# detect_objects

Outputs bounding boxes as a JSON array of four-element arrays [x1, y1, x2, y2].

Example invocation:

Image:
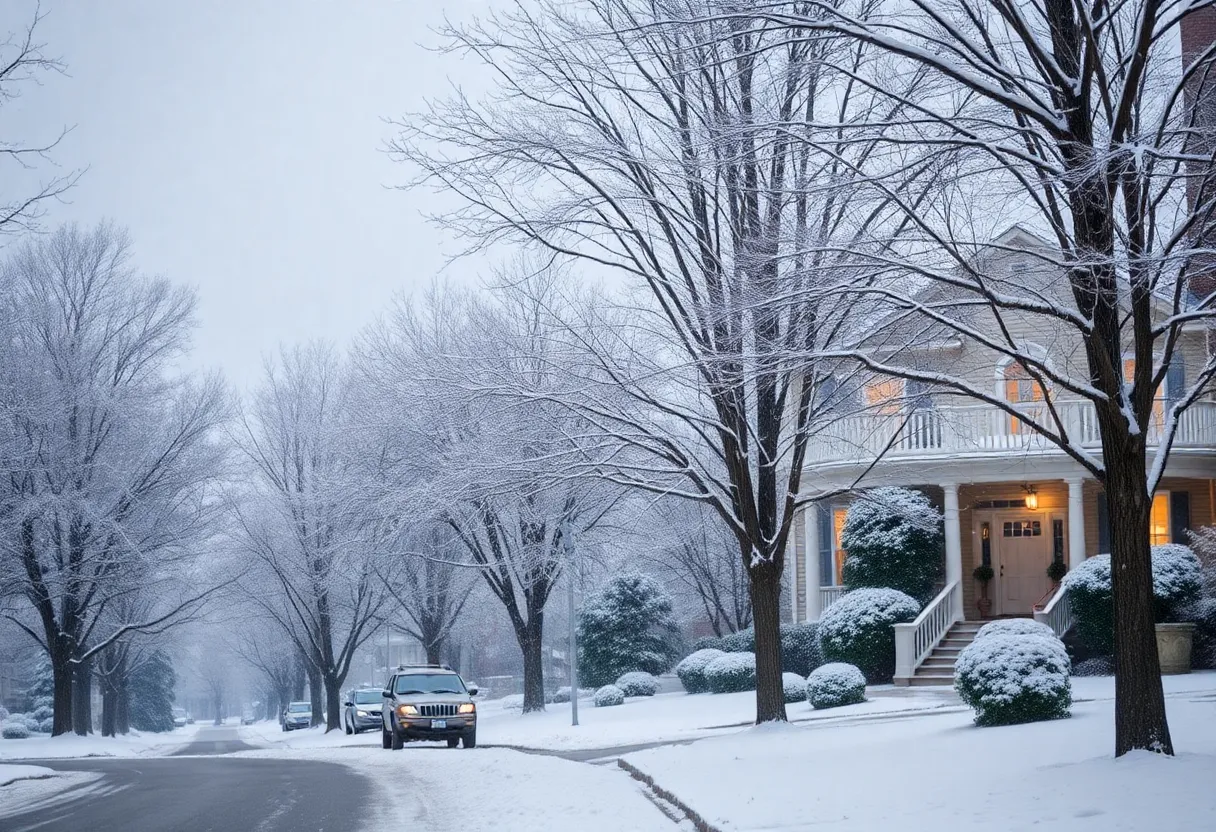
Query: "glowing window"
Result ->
[[1150, 493, 1171, 546], [864, 378, 904, 415], [832, 508, 849, 584]]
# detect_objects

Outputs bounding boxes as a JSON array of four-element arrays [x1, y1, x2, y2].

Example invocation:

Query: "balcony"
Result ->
[[807, 399, 1216, 465]]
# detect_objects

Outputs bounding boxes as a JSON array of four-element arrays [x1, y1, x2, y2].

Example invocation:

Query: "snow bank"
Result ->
[[624, 673, 1216, 831], [0, 724, 200, 761], [0, 764, 54, 787]]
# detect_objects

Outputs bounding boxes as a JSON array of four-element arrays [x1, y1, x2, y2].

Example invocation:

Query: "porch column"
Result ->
[[943, 483, 964, 621], [1067, 477, 1087, 568], [804, 506, 822, 621]]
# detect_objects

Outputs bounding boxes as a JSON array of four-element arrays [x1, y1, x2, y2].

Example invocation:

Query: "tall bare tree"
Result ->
[[392, 0, 938, 720]]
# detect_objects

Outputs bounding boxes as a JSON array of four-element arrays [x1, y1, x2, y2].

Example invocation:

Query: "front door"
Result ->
[[995, 515, 1052, 615]]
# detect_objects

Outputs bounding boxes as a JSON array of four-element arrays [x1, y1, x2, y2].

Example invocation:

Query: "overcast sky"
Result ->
[[7, 0, 489, 389]]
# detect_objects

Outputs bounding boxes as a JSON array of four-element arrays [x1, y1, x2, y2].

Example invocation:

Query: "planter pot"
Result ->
[[1155, 623, 1196, 675], [976, 596, 993, 619]]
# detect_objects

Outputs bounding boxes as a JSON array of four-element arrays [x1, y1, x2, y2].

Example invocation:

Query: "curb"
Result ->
[[617, 758, 724, 832]]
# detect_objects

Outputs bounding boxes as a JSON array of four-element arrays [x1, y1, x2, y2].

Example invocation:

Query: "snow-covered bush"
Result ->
[[780, 622, 822, 677], [719, 629, 755, 653], [38, 717, 54, 733], [955, 634, 1071, 726], [593, 684, 625, 707], [806, 663, 867, 709], [22, 715, 41, 732], [1064, 546, 1204, 653], [549, 686, 595, 704], [577, 573, 681, 687], [0, 706, 9, 722], [615, 671, 660, 697], [782, 672, 808, 704], [840, 488, 944, 602], [691, 635, 726, 652], [31, 703, 53, 723], [1072, 656, 1114, 677], [2, 721, 30, 740], [973, 619, 1057, 641], [704, 652, 757, 693], [498, 694, 525, 710], [675, 648, 725, 693], [818, 588, 920, 683]]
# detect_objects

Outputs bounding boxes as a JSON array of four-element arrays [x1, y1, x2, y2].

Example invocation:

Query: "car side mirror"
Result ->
[[382, 690, 392, 698], [467, 686, 479, 697], [343, 701, 353, 707]]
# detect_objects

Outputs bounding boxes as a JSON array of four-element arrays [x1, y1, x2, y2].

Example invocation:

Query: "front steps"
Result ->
[[907, 621, 984, 686]]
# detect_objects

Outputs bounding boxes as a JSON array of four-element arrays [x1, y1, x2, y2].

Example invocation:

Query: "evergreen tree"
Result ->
[[577, 573, 680, 687], [129, 651, 176, 733], [841, 488, 944, 603]]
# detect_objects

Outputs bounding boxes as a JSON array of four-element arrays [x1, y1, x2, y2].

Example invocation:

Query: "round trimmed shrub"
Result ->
[[593, 684, 625, 707], [955, 634, 1071, 726], [675, 648, 725, 693], [577, 573, 682, 687], [818, 588, 921, 683], [31, 704, 53, 722], [615, 671, 660, 697], [973, 619, 1057, 642], [1064, 545, 1204, 653], [806, 663, 867, 709], [704, 652, 757, 693], [692, 635, 726, 652], [2, 721, 30, 740], [1072, 656, 1114, 677], [782, 672, 807, 704], [840, 487, 944, 602], [37, 717, 54, 733], [22, 715, 40, 732], [780, 623, 823, 677], [719, 629, 755, 653]]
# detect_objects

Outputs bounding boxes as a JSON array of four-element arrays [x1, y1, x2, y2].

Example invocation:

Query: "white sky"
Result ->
[[6, 0, 490, 389]]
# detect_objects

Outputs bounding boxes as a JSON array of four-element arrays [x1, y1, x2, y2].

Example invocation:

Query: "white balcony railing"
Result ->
[[808, 400, 1216, 465], [818, 585, 846, 615], [893, 580, 961, 684], [1033, 586, 1075, 639]]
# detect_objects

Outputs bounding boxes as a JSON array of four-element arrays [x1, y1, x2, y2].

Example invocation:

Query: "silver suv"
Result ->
[[380, 665, 478, 750]]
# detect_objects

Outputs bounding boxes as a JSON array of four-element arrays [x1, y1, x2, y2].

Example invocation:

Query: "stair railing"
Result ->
[[893, 580, 961, 685], [1033, 584, 1074, 639]]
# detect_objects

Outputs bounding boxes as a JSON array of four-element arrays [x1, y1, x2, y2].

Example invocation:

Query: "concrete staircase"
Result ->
[[908, 621, 984, 686]]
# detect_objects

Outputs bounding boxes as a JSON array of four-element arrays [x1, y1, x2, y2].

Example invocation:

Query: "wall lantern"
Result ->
[[1023, 485, 1039, 510]]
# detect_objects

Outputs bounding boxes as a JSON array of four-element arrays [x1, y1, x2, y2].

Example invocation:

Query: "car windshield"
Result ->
[[393, 673, 465, 695], [353, 691, 381, 705], [286, 703, 310, 714]]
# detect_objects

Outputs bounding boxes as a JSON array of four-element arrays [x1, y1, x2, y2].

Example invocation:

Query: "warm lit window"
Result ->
[[1003, 363, 1044, 433], [1150, 493, 1171, 546], [1123, 357, 1165, 429], [864, 378, 904, 415], [832, 508, 849, 584]]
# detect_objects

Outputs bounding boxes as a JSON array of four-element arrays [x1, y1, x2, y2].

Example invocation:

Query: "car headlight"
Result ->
[[397, 704, 418, 716], [458, 703, 475, 715], [356, 710, 368, 717]]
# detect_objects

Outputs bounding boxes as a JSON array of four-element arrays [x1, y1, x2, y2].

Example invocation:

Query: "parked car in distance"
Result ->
[[381, 665, 478, 751], [172, 707, 189, 728], [282, 701, 312, 731], [343, 689, 384, 735], [241, 712, 256, 726]]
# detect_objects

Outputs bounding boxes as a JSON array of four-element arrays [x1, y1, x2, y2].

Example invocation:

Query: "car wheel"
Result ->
[[391, 723, 404, 751], [381, 725, 392, 749], [446, 738, 459, 748], [344, 715, 353, 736], [462, 730, 476, 749]]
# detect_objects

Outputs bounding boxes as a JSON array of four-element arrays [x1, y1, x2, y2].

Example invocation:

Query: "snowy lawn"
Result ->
[[0, 724, 201, 761], [0, 764, 55, 787], [232, 745, 681, 830], [623, 671, 1216, 831]]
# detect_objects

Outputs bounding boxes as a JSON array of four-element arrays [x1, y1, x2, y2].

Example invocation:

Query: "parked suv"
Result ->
[[343, 688, 384, 735], [282, 701, 312, 731], [380, 665, 478, 750]]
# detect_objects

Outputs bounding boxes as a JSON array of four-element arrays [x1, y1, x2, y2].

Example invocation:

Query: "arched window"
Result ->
[[1001, 362, 1043, 434]]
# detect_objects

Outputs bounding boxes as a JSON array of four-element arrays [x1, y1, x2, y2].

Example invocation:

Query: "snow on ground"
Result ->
[[0, 724, 201, 761], [623, 671, 1216, 832], [232, 745, 682, 830], [0, 764, 54, 786]]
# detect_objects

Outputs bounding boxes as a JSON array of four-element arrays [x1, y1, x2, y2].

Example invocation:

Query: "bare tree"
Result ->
[[391, 0, 937, 720], [233, 343, 393, 731], [0, 223, 229, 736], [708, 0, 1216, 754], [381, 525, 476, 666]]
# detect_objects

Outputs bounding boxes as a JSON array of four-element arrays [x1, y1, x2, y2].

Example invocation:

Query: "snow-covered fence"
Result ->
[[893, 580, 960, 683], [1033, 587, 1075, 639]]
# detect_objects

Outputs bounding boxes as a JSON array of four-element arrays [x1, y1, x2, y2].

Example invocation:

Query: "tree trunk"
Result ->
[[50, 649, 74, 737], [72, 655, 93, 735], [1106, 453, 1173, 755], [748, 559, 787, 723], [211, 687, 224, 725], [425, 638, 443, 666], [117, 679, 130, 735], [324, 674, 342, 732], [307, 664, 324, 727], [100, 677, 118, 738], [518, 617, 546, 713]]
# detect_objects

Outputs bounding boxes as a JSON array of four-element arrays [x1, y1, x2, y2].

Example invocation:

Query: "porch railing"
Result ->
[[808, 399, 1216, 465], [1033, 585, 1075, 639], [818, 585, 846, 615], [893, 580, 961, 684]]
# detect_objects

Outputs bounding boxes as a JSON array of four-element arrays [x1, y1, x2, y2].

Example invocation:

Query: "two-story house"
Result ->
[[785, 226, 1216, 684]]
